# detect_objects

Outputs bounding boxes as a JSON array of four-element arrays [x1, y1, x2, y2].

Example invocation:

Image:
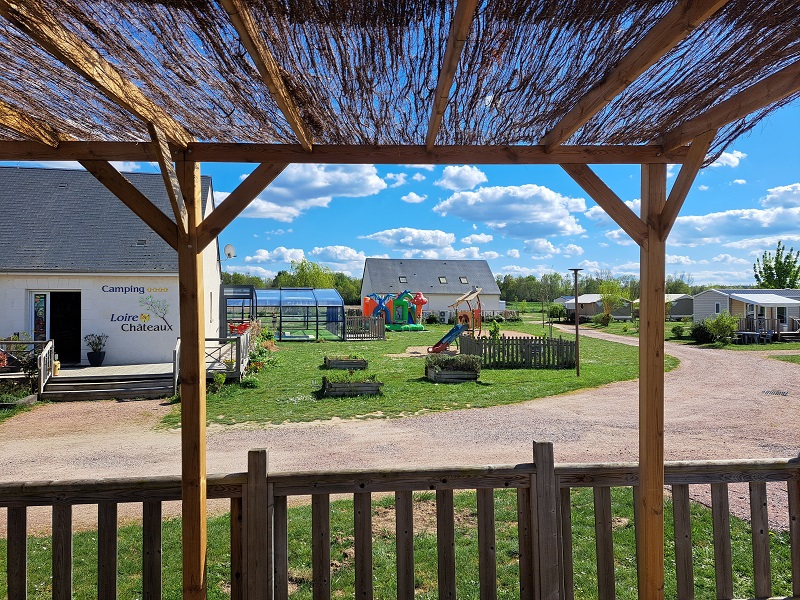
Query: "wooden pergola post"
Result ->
[[176, 160, 208, 599], [638, 163, 667, 599]]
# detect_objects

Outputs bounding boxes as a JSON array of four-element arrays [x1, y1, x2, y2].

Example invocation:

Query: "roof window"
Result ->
[[459, 276, 468, 284], [135, 239, 147, 246], [399, 276, 407, 283], [439, 276, 447, 284]]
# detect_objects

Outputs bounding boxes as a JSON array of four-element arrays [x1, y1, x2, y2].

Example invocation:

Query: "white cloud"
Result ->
[[507, 249, 520, 258], [402, 164, 435, 171], [579, 260, 602, 270], [671, 206, 800, 246], [498, 265, 542, 276], [666, 254, 693, 265], [667, 164, 678, 179], [524, 239, 557, 258], [308, 245, 377, 276], [434, 184, 586, 238], [362, 228, 455, 249], [698, 185, 709, 191], [731, 179, 746, 185], [712, 253, 748, 265], [412, 173, 426, 182], [724, 234, 800, 249], [435, 165, 488, 191], [401, 191, 427, 204], [238, 164, 386, 222], [605, 229, 636, 246], [402, 247, 500, 261], [760, 183, 800, 208], [461, 233, 493, 244], [244, 246, 305, 264], [225, 265, 276, 279], [386, 172, 408, 188], [562, 244, 584, 257], [584, 199, 640, 225], [710, 150, 746, 168]]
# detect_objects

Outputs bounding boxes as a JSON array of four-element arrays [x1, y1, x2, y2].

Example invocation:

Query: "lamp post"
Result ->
[[569, 268, 582, 376]]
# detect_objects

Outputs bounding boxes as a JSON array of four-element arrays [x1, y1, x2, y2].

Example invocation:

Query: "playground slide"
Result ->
[[427, 323, 467, 353]]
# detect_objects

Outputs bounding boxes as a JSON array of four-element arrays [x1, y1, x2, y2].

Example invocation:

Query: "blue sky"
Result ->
[[7, 101, 799, 286]]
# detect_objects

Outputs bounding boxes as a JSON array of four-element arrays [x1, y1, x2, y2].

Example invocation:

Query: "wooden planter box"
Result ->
[[321, 378, 383, 397], [324, 357, 368, 370], [426, 366, 479, 383]]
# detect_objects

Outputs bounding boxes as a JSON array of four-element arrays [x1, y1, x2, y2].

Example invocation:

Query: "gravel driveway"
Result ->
[[1, 329, 798, 534]]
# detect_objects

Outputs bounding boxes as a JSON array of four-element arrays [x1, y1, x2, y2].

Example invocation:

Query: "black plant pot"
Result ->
[[87, 351, 105, 367]]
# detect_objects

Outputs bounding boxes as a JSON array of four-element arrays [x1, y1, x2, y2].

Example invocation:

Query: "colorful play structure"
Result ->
[[363, 290, 428, 331], [428, 287, 484, 353]]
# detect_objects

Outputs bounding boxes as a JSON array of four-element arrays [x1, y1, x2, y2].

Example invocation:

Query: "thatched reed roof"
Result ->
[[0, 0, 798, 162]]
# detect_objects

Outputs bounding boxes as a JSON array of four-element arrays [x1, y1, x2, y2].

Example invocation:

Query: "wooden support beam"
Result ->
[[659, 129, 717, 241], [0, 142, 690, 164], [148, 123, 188, 235], [0, 0, 193, 147], [197, 162, 287, 251], [638, 163, 667, 600], [220, 0, 313, 152], [561, 163, 648, 248], [425, 0, 479, 150], [541, 0, 729, 150], [176, 160, 207, 600], [78, 160, 179, 250], [0, 99, 62, 147], [659, 60, 800, 151]]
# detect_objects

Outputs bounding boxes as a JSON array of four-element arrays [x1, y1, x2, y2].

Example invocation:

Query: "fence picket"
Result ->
[[230, 498, 243, 600], [143, 500, 162, 600], [517, 487, 535, 600], [312, 494, 331, 599], [354, 492, 374, 599], [98, 502, 118, 599], [477, 488, 497, 600], [52, 504, 72, 600], [274, 495, 289, 600], [789, 478, 800, 598], [671, 484, 694, 600], [594, 487, 615, 600], [437, 489, 457, 599], [8, 506, 26, 600], [711, 483, 733, 599], [560, 488, 575, 600], [396, 491, 415, 599], [749, 482, 772, 598]]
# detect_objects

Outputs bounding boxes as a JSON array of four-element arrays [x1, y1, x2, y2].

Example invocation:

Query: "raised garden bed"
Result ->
[[323, 356, 368, 370], [425, 366, 479, 383], [321, 377, 383, 397], [425, 354, 481, 384]]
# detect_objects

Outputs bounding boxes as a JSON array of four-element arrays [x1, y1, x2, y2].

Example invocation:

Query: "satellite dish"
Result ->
[[223, 244, 236, 259]]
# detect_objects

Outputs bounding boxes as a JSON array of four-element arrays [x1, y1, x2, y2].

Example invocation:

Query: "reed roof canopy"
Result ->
[[1, 0, 798, 163]]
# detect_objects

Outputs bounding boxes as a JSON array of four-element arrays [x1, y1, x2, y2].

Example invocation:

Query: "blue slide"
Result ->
[[428, 323, 467, 353]]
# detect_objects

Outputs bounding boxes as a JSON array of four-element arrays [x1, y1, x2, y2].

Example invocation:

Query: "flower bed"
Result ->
[[320, 370, 382, 397], [425, 354, 480, 383], [323, 355, 368, 370]]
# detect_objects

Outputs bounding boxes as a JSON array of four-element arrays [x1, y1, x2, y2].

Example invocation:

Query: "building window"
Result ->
[[715, 302, 720, 314], [399, 276, 407, 283], [439, 277, 447, 284], [459, 276, 468, 284]]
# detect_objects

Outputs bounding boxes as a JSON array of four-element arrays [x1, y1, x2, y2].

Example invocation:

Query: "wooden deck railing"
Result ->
[[737, 317, 782, 333], [2, 444, 799, 599], [173, 331, 251, 391]]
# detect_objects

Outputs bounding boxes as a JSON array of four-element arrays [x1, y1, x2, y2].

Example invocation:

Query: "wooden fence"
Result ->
[[461, 334, 576, 369], [344, 315, 385, 341], [2, 444, 799, 599]]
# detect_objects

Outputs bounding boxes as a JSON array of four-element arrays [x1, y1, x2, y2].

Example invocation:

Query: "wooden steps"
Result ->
[[41, 373, 174, 402]]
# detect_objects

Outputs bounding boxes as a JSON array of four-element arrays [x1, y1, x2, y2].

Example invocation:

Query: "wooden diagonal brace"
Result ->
[[148, 122, 188, 235], [659, 129, 717, 241], [561, 163, 649, 248], [197, 162, 288, 251], [79, 160, 179, 250]]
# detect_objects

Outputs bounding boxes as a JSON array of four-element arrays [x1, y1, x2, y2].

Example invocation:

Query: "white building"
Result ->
[[0, 166, 222, 365], [361, 258, 503, 321], [693, 288, 800, 328]]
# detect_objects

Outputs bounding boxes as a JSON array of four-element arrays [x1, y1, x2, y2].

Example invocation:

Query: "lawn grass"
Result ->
[[162, 323, 679, 428], [1, 488, 792, 599], [768, 353, 800, 364]]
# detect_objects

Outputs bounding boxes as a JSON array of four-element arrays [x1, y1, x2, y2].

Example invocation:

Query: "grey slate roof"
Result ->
[[363, 258, 500, 295], [0, 166, 212, 273]]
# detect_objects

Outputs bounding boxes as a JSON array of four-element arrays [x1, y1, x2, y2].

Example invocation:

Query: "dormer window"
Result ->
[[439, 277, 447, 284], [399, 276, 407, 283]]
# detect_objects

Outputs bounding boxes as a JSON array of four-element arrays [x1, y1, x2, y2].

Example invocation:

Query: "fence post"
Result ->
[[533, 441, 561, 600], [245, 449, 271, 600]]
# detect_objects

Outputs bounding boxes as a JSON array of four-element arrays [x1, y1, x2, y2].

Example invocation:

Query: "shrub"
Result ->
[[489, 320, 501, 340], [591, 313, 613, 326], [689, 320, 714, 344], [548, 303, 567, 320], [239, 376, 260, 389], [425, 354, 481, 373], [208, 372, 226, 394], [671, 324, 685, 338], [424, 313, 440, 325], [705, 311, 739, 344]]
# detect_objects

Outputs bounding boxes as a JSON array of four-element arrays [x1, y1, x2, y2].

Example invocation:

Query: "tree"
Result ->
[[598, 278, 628, 324], [754, 241, 800, 288], [333, 272, 362, 305], [271, 259, 336, 289], [666, 272, 693, 295], [220, 271, 270, 287]]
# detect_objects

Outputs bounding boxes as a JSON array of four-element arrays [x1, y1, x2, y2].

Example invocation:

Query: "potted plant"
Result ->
[[84, 333, 108, 367], [425, 354, 481, 383]]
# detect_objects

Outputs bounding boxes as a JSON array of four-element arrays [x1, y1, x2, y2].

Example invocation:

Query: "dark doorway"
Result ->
[[50, 292, 81, 364]]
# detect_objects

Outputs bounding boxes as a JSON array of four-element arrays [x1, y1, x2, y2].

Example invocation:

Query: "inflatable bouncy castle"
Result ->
[[363, 290, 428, 331]]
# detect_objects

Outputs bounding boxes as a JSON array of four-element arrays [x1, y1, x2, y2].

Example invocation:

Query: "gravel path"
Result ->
[[1, 329, 799, 534]]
